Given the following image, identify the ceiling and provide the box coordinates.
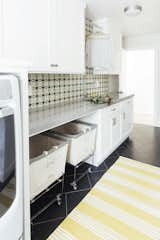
[86,0,160,37]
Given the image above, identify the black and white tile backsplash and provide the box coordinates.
[28,73,119,109]
[28,19,119,110]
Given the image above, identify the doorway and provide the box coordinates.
[124,49,155,126]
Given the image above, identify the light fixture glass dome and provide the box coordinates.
[124,4,142,17]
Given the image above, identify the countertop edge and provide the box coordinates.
[29,94,134,137]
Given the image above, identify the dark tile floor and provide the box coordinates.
[31,124,160,240]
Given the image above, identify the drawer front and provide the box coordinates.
[46,146,67,184]
[30,159,47,199]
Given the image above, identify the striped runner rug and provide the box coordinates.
[47,157,160,240]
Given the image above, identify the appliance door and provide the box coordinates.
[0,75,23,240]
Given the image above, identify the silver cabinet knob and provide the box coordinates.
[112,118,116,126]
[50,64,59,67]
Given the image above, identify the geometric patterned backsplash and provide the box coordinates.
[28,73,119,109]
[28,18,119,110]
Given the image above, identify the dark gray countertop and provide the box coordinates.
[29,93,134,137]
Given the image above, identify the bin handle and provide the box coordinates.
[43,151,48,156]
[52,146,58,150]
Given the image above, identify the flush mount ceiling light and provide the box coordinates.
[124,4,142,17]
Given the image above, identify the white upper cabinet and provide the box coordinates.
[2,0,50,70]
[86,18,122,75]
[1,0,85,73]
[50,0,85,73]
[86,35,112,72]
[0,0,3,58]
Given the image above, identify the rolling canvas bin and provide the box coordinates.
[29,134,68,200]
[49,121,97,166]
[47,121,97,190]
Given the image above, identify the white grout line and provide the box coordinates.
[63,187,91,195]
[33,216,64,226]
[87,173,92,189]
[65,194,68,216]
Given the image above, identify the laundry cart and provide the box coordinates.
[29,134,68,205]
[47,121,97,190]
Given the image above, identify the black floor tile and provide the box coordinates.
[31,124,160,240]
[31,181,63,218]
[90,161,107,172]
[32,194,67,224]
[65,161,107,177]
[104,151,120,168]
[64,173,91,193]
[66,189,90,214]
[31,217,64,240]
[88,171,106,187]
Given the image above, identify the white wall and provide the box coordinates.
[124,34,160,50]
[123,33,160,126]
[155,49,160,125]
[125,50,155,117]
[0,0,3,57]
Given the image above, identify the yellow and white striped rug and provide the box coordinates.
[47,157,160,240]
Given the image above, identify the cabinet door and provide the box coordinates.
[3,0,50,70]
[50,0,85,73]
[110,105,121,148]
[0,0,2,58]
[100,108,112,159]
[121,98,133,137]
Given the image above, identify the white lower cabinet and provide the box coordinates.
[120,98,133,140]
[80,97,133,166]
[101,108,112,160]
[109,104,121,149]
[80,109,111,165]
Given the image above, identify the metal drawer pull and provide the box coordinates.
[111,108,116,112]
[48,174,55,179]
[50,64,59,67]
[43,151,48,156]
[112,118,116,126]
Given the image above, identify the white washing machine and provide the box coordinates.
[0,73,27,240]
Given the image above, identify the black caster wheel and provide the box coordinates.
[57,199,62,206]
[88,167,93,173]
[56,195,62,206]
[70,181,78,191]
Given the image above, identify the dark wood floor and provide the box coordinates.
[31,124,160,240]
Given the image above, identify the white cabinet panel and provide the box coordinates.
[80,108,112,166]
[1,0,85,73]
[100,108,112,159]
[50,0,85,73]
[3,0,49,69]
[121,98,133,138]
[109,105,121,148]
[86,36,112,72]
[0,0,3,58]
[88,18,122,75]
